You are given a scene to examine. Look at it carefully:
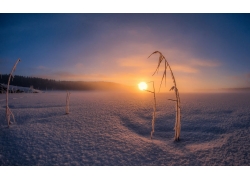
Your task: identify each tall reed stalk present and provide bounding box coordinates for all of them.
[148,51,181,141]
[144,81,156,139]
[66,91,71,114]
[6,59,21,127]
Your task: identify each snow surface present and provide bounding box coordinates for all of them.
[0,83,42,93]
[0,92,250,165]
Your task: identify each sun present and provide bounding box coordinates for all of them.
[138,82,147,91]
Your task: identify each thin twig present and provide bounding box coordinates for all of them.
[6,58,20,127]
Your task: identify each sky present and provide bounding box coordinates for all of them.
[1,13,250,92]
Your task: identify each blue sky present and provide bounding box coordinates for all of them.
[1,13,250,92]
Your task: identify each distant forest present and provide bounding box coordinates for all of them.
[0,74,133,91]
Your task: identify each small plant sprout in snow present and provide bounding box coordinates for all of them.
[66,91,71,114]
[6,58,21,127]
[138,81,156,139]
[148,51,181,141]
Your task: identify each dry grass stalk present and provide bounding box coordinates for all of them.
[6,58,21,127]
[148,51,181,141]
[143,81,156,139]
[65,91,71,114]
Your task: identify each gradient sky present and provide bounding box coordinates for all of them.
[1,13,250,92]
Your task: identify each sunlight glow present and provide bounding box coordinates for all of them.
[138,82,147,91]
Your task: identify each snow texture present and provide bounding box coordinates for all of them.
[1,83,42,93]
[0,92,250,165]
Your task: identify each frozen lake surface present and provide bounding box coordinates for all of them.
[1,92,250,165]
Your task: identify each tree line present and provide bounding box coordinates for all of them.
[0,74,133,91]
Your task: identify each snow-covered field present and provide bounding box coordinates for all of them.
[0,91,250,165]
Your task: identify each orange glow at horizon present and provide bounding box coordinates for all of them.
[138,82,147,91]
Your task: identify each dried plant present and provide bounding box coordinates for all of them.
[144,81,156,139]
[65,91,71,114]
[148,51,181,141]
[6,59,21,127]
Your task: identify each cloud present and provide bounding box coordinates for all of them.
[117,51,203,74]
[37,66,49,70]
[118,57,150,67]
[246,73,250,84]
[35,70,109,81]
[116,53,199,74]
[171,65,199,73]
[117,55,156,69]
[190,58,221,67]
[75,63,85,69]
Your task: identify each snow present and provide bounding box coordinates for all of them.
[0,92,250,165]
[0,83,42,93]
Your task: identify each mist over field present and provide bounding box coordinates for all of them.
[1,91,250,165]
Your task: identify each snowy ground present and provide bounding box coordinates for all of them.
[0,91,250,165]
